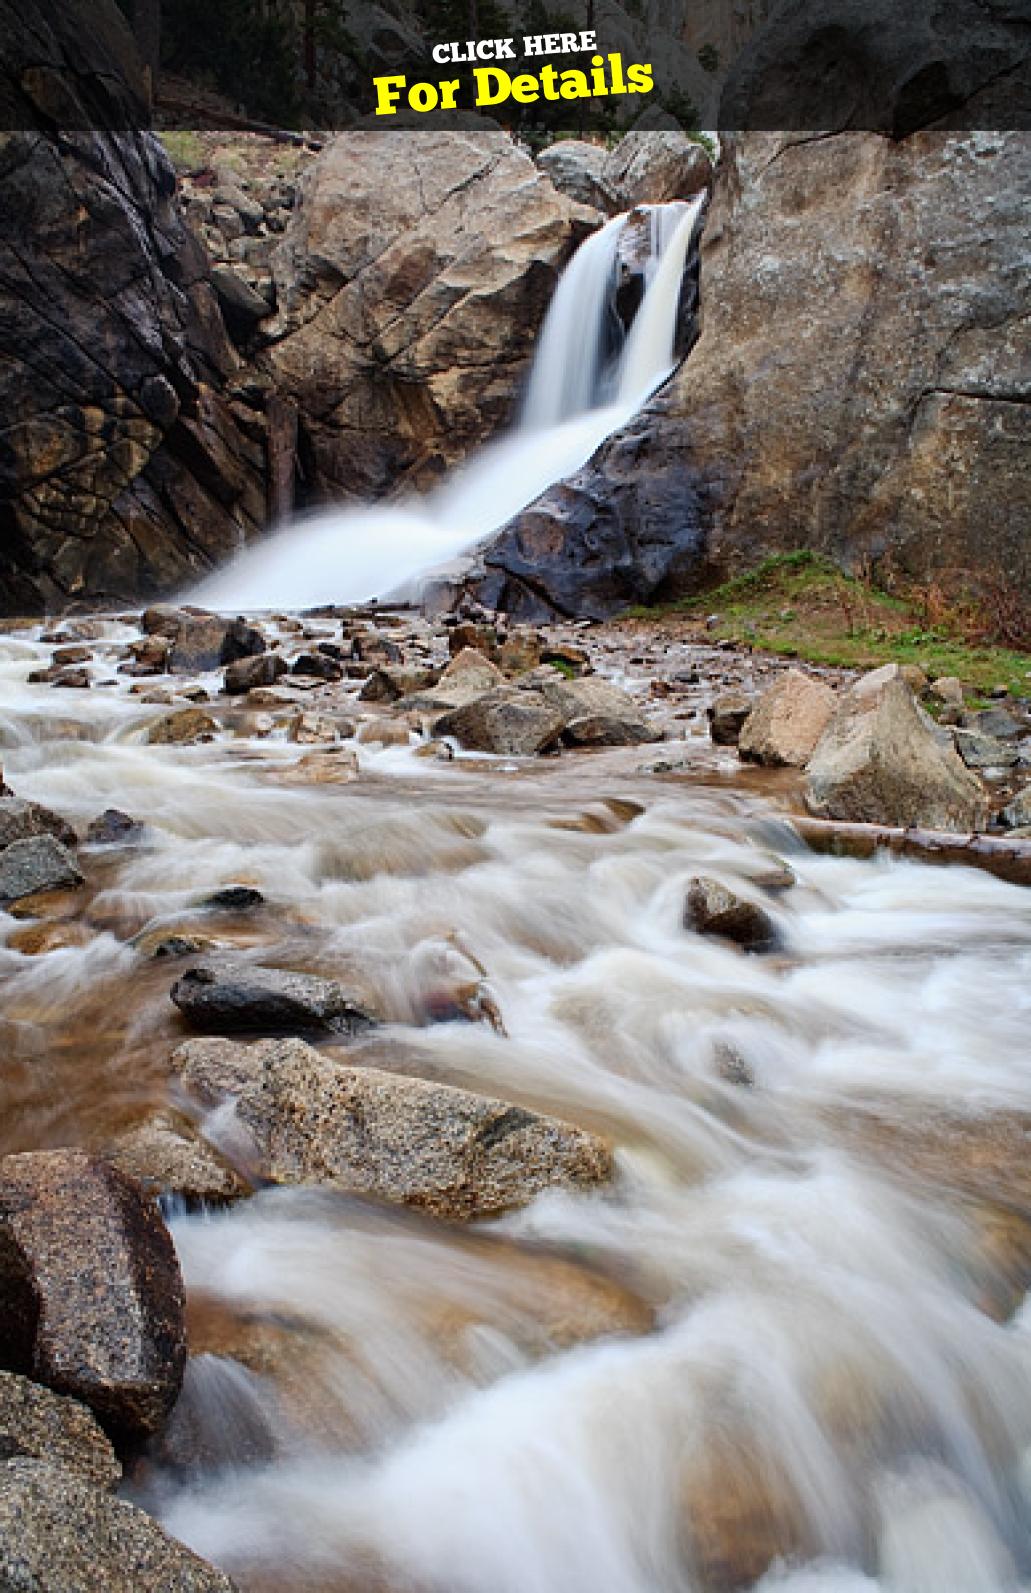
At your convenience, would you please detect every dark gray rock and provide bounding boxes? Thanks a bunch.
[0,836,83,904]
[953,729,1020,771]
[708,693,754,746]
[170,961,377,1038]
[169,616,266,675]
[85,809,146,847]
[0,1150,186,1443]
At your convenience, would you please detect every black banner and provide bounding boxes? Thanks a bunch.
[1,0,1029,132]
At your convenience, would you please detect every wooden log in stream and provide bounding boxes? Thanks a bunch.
[790,816,1031,888]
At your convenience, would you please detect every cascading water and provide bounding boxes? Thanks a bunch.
[187,198,704,613]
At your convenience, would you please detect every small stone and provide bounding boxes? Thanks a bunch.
[434,689,565,756]
[708,693,754,746]
[275,748,360,785]
[224,653,287,694]
[85,809,146,847]
[685,876,779,952]
[953,729,1020,771]
[197,886,265,912]
[0,836,83,904]
[148,708,219,746]
[357,717,411,747]
[288,711,341,745]
[291,652,343,681]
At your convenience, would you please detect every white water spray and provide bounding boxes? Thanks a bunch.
[187,198,704,613]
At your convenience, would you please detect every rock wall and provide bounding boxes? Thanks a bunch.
[261,130,598,505]
[473,128,1031,619]
[0,1,271,614]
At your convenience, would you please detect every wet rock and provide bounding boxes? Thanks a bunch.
[357,718,411,748]
[952,729,1020,771]
[359,665,440,703]
[52,646,91,667]
[0,836,83,905]
[498,630,542,676]
[0,797,77,851]
[0,1370,119,1489]
[7,921,92,956]
[102,1112,248,1207]
[0,1149,186,1441]
[135,932,213,961]
[448,623,498,661]
[738,669,836,767]
[434,689,566,756]
[224,653,288,694]
[685,877,779,952]
[274,748,360,785]
[148,707,219,746]
[85,809,146,847]
[124,635,172,675]
[169,1037,613,1218]
[680,1435,812,1591]
[198,886,265,913]
[141,606,185,640]
[806,677,989,831]
[563,714,661,747]
[999,786,1031,830]
[708,693,754,747]
[962,706,1025,740]
[169,616,266,675]
[429,647,506,708]
[0,1458,237,1591]
[291,652,343,682]
[170,961,377,1038]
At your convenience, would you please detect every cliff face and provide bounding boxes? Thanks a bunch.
[261,131,597,506]
[0,1,270,613]
[472,129,1031,619]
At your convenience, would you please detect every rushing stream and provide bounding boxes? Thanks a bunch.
[2,616,1031,1592]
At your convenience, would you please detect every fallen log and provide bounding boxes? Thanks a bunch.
[789,816,1031,887]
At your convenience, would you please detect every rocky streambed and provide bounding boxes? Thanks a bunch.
[1,604,1031,1592]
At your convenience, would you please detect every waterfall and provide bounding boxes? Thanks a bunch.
[521,211,628,430]
[187,196,704,613]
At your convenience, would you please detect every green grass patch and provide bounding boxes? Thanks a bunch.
[158,130,207,172]
[625,552,1031,697]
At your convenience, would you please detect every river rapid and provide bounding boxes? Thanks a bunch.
[2,612,1031,1593]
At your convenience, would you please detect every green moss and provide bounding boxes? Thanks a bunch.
[625,553,1031,697]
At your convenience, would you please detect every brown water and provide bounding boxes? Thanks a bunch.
[3,616,1031,1593]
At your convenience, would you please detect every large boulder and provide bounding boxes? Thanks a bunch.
[0,797,77,851]
[537,141,618,214]
[805,676,990,830]
[0,1150,186,1442]
[738,669,837,768]
[602,130,713,207]
[0,0,269,613]
[473,127,1031,618]
[433,688,566,756]
[0,1458,237,1591]
[171,1036,613,1218]
[263,130,596,503]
